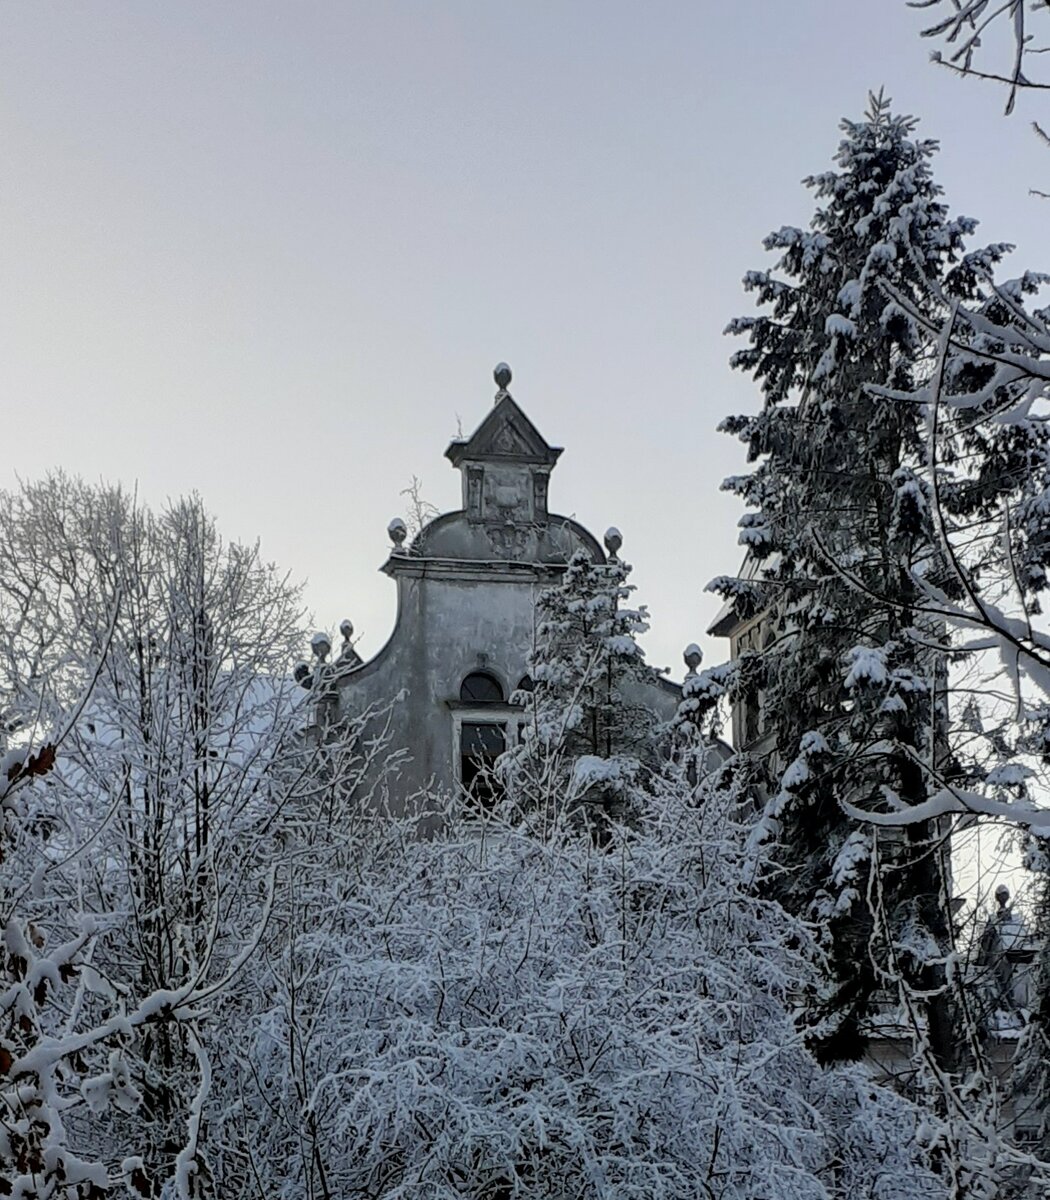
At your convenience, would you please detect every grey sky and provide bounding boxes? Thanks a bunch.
[2,2,1045,676]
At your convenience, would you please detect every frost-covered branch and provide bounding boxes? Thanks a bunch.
[911,0,1050,114]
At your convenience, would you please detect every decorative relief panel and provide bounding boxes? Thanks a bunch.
[491,422,531,456]
[484,524,533,559]
[482,466,532,524]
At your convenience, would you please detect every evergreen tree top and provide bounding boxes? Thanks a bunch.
[726,94,985,414]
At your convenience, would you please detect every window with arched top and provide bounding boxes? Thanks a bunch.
[460,671,504,704]
[457,671,508,813]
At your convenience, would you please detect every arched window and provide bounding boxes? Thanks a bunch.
[458,671,507,813]
[460,671,504,704]
[457,671,512,814]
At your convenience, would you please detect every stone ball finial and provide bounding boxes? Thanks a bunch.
[604,527,623,559]
[339,618,354,641]
[684,643,703,674]
[388,517,408,550]
[494,362,512,392]
[310,632,332,662]
[995,883,1011,909]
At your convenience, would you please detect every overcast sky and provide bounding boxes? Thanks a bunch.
[2,1,1046,677]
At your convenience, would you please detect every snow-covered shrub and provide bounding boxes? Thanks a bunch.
[223,776,946,1199]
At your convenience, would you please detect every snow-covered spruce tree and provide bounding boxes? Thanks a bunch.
[760,172,1050,1186]
[500,538,663,838]
[711,95,986,1069]
[0,475,336,1196]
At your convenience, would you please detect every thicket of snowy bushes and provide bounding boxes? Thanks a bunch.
[199,547,953,1198]
[215,785,946,1200]
[2,478,957,1198]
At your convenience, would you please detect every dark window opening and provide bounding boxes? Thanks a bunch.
[460,671,504,704]
[510,675,534,708]
[461,721,506,812]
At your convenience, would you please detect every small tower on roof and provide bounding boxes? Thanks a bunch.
[444,364,563,526]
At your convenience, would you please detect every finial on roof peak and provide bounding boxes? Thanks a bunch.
[494,362,512,402]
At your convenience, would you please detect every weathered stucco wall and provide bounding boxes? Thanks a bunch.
[335,549,683,806]
[337,565,545,801]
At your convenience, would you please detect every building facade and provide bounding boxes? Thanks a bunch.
[311,365,703,811]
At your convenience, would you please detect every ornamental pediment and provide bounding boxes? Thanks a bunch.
[446,394,562,468]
